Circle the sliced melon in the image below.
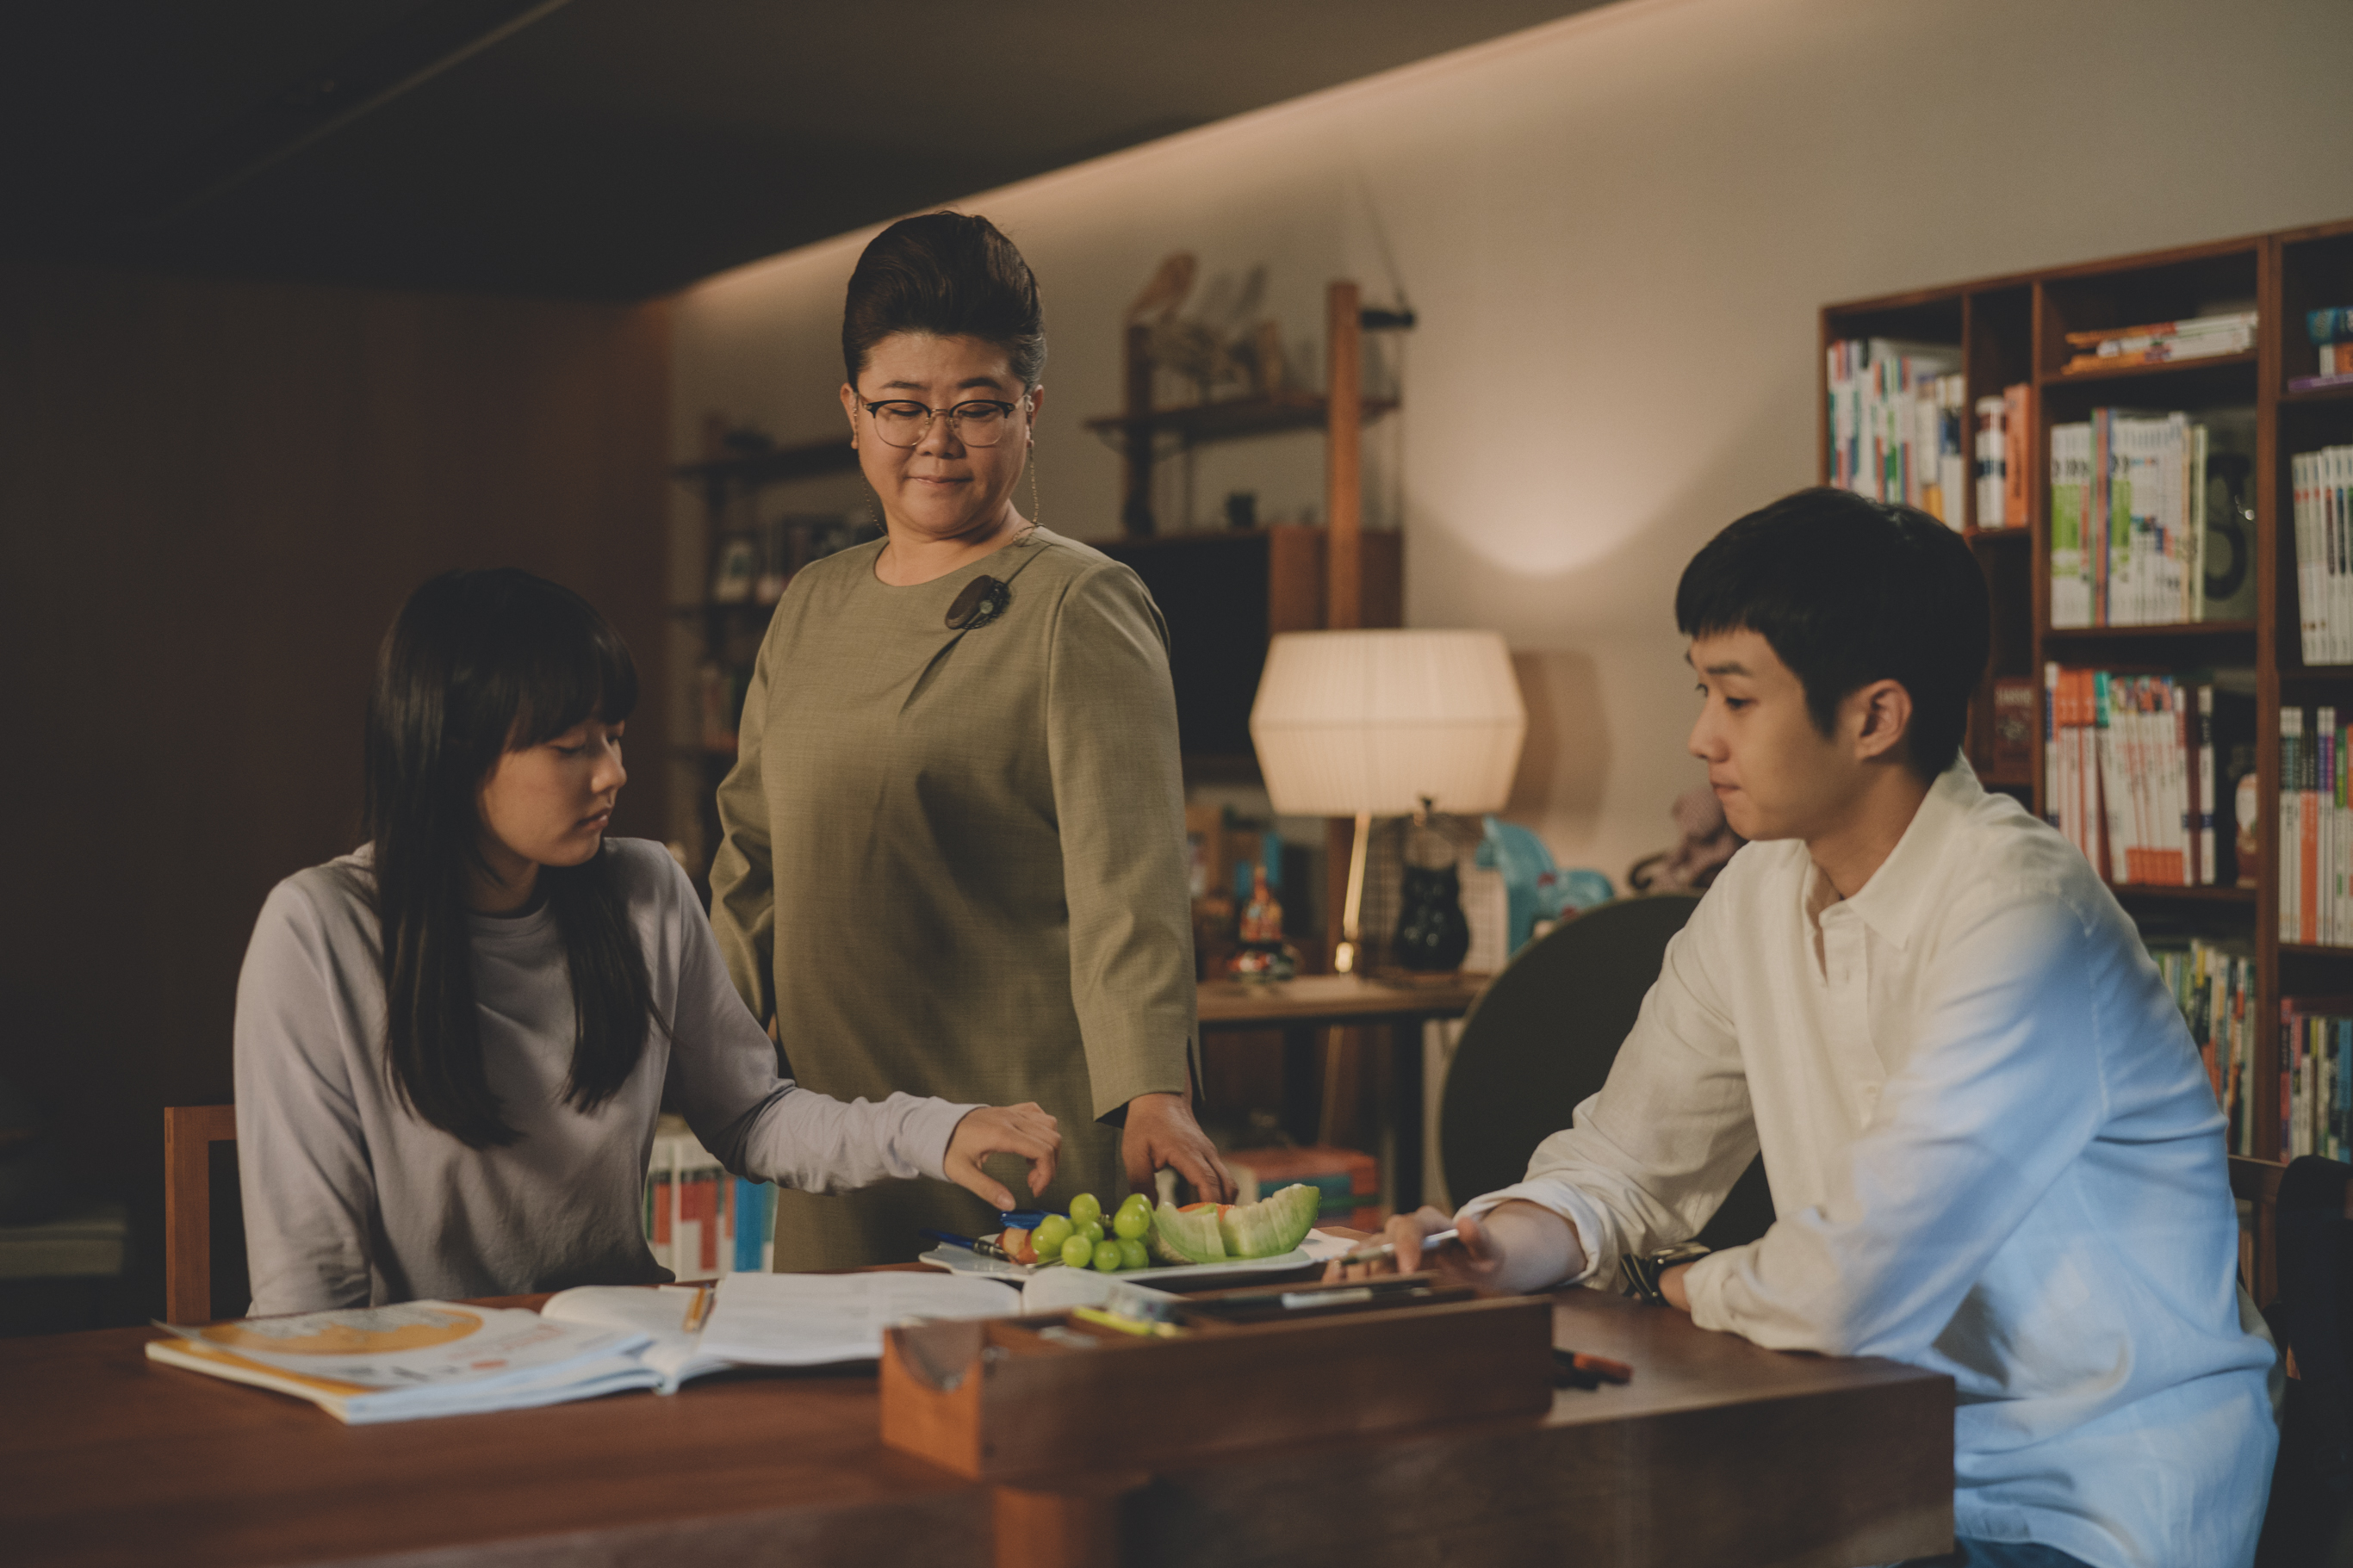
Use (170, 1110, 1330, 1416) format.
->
(1148, 1200, 1227, 1265)
(1217, 1183, 1321, 1259)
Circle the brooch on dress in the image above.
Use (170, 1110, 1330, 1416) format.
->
(946, 576, 1011, 630)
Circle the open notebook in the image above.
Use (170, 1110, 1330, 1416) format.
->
(147, 1273, 1021, 1421)
(543, 1271, 1018, 1391)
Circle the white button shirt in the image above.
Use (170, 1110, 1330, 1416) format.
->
(1463, 762, 2276, 1568)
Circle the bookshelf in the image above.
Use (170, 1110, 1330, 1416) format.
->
(667, 437, 868, 879)
(1824, 217, 2353, 1300)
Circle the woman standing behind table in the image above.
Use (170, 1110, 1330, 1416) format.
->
(711, 212, 1231, 1269)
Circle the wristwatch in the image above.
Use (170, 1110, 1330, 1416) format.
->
(1620, 1242, 1712, 1306)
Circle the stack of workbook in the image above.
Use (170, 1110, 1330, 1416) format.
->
(2279, 995, 2353, 1161)
(2278, 706, 2353, 946)
(2048, 411, 2247, 628)
(2147, 938, 2256, 1156)
(2059, 310, 2257, 374)
(1824, 338, 1965, 525)
(2043, 666, 2229, 887)
(2290, 445, 2353, 664)
(645, 1117, 773, 1281)
(146, 1272, 1023, 1422)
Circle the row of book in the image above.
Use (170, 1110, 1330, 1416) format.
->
(2043, 667, 2238, 887)
(2150, 938, 2256, 1156)
(2290, 445, 2353, 664)
(2278, 707, 2353, 948)
(1823, 338, 2033, 530)
(2282, 999, 2353, 1162)
(2047, 409, 2254, 628)
(646, 1119, 776, 1281)
(2061, 310, 2257, 375)
(2295, 306, 2353, 394)
(1826, 339, 1963, 523)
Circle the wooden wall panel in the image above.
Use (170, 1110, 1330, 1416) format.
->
(0, 265, 670, 1320)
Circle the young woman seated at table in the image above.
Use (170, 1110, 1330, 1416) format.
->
(233, 568, 1059, 1315)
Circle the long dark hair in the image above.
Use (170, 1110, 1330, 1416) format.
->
(841, 211, 1046, 387)
(363, 568, 658, 1148)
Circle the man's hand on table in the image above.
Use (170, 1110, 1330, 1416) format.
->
(1121, 1091, 1235, 1203)
(1323, 1200, 1586, 1296)
(945, 1102, 1061, 1212)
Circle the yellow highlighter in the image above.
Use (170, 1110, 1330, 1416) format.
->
(1070, 1306, 1182, 1339)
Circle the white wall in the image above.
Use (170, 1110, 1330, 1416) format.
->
(672, 0, 2353, 883)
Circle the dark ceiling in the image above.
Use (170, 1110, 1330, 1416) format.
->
(1, 0, 1611, 301)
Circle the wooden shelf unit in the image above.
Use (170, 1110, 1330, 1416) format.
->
(1825, 218, 2353, 1298)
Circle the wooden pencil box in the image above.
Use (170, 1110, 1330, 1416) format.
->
(879, 1291, 1554, 1480)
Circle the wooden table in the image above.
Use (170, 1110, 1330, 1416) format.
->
(3, 1286, 1952, 1568)
(1197, 973, 1488, 1214)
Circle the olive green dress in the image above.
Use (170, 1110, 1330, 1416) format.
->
(709, 527, 1197, 1268)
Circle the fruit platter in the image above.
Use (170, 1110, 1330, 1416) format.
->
(916, 1184, 1324, 1282)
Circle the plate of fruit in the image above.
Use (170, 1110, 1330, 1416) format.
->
(918, 1186, 1324, 1281)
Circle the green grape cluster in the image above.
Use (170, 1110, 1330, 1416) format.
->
(1027, 1192, 1152, 1272)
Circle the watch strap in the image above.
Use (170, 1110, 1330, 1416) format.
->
(1619, 1242, 1711, 1306)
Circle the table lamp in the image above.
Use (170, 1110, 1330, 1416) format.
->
(1248, 629, 1527, 973)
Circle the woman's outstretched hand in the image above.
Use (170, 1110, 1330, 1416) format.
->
(1121, 1092, 1234, 1203)
(944, 1102, 1061, 1212)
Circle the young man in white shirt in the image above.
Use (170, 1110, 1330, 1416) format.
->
(1361, 489, 2277, 1568)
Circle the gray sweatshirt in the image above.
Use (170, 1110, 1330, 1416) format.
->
(233, 838, 972, 1314)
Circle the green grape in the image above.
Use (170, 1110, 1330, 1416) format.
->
(1120, 1192, 1152, 1218)
(1068, 1193, 1103, 1230)
(1077, 1221, 1105, 1247)
(1115, 1236, 1149, 1271)
(1091, 1239, 1124, 1273)
(1060, 1234, 1096, 1268)
(1112, 1205, 1149, 1241)
(1034, 1215, 1073, 1257)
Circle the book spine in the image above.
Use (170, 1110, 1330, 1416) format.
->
(2197, 685, 2217, 886)
(2296, 450, 2320, 662)
(2309, 708, 2324, 950)
(2077, 669, 2099, 868)
(2328, 707, 2343, 945)
(2325, 1020, 2344, 1166)
(2172, 683, 2191, 885)
(2108, 672, 2145, 883)
(2044, 662, 2062, 828)
(2285, 708, 2304, 944)
(2051, 428, 2079, 625)
(2337, 446, 2351, 665)
(2004, 383, 2031, 534)
(2284, 1003, 2298, 1159)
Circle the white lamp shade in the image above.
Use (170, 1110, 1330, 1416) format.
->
(1249, 629, 1528, 817)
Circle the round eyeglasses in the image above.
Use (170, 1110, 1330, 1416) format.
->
(859, 394, 1027, 449)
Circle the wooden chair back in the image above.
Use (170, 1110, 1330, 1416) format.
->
(163, 1105, 240, 1323)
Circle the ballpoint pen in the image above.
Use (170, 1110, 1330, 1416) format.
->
(919, 1227, 1021, 1262)
(1334, 1228, 1459, 1268)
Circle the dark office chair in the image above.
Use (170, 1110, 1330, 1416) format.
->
(1437, 893, 1773, 1251)
(2258, 1156, 2353, 1567)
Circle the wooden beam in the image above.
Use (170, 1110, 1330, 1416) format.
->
(1325, 282, 1363, 629)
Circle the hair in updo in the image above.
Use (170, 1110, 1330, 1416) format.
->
(841, 212, 1046, 388)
